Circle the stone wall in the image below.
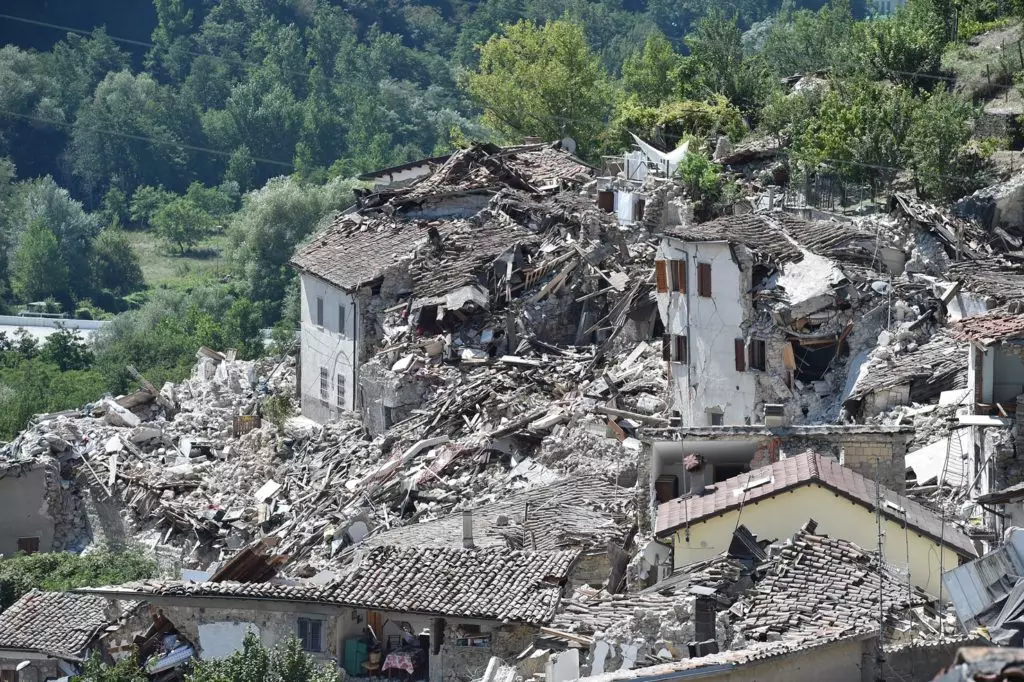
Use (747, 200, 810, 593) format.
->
(0, 460, 57, 556)
(432, 623, 535, 682)
(839, 435, 908, 494)
(158, 603, 345, 664)
(359, 360, 432, 436)
(863, 384, 912, 417)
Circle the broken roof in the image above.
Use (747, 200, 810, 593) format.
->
(0, 590, 139, 660)
(663, 212, 895, 270)
(663, 213, 802, 264)
(948, 258, 1024, 303)
(845, 331, 967, 403)
(83, 546, 578, 624)
(291, 213, 539, 296)
(383, 143, 593, 202)
(365, 475, 634, 552)
(890, 192, 991, 259)
(654, 452, 976, 557)
(954, 310, 1024, 345)
(737, 529, 922, 642)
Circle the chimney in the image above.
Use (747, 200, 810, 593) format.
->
(684, 453, 706, 496)
(462, 510, 474, 549)
(763, 404, 785, 428)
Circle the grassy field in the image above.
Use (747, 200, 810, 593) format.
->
(127, 230, 230, 290)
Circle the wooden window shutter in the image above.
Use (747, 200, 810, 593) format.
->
(673, 260, 687, 293)
(734, 339, 746, 372)
(675, 335, 688, 363)
(662, 334, 671, 361)
(655, 261, 669, 292)
(697, 263, 712, 297)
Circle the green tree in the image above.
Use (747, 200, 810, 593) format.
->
(227, 176, 356, 325)
(151, 198, 215, 253)
(467, 19, 613, 157)
(12, 219, 69, 303)
(856, 0, 946, 87)
(792, 78, 914, 191)
(185, 633, 342, 682)
(904, 87, 984, 199)
(129, 185, 176, 229)
(760, 1, 857, 77)
(40, 326, 94, 371)
(102, 187, 130, 227)
(676, 144, 736, 219)
(621, 32, 686, 107)
(685, 10, 770, 112)
(0, 549, 154, 609)
(70, 71, 190, 202)
(79, 652, 148, 682)
(91, 226, 146, 296)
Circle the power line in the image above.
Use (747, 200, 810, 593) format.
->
(0, 107, 294, 169)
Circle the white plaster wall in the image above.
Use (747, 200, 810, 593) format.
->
(668, 483, 964, 597)
(198, 621, 258, 659)
(0, 468, 54, 557)
(656, 239, 757, 426)
(299, 273, 359, 420)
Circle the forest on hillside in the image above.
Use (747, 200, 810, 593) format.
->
(0, 0, 1018, 437)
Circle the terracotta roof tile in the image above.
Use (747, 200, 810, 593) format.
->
(0, 590, 138, 659)
(953, 311, 1024, 345)
(737, 530, 922, 641)
(82, 546, 578, 625)
(655, 453, 975, 557)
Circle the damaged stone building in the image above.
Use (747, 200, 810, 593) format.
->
(9, 133, 1024, 682)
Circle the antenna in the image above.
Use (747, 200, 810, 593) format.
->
(875, 459, 886, 682)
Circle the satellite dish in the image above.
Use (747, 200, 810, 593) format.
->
(560, 137, 577, 154)
(16, 661, 31, 672)
(871, 281, 892, 295)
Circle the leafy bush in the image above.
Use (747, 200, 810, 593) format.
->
(0, 549, 155, 610)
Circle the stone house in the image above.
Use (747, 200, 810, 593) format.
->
(288, 143, 593, 430)
(654, 212, 905, 427)
(0, 590, 146, 682)
(655, 452, 976, 596)
(83, 545, 579, 682)
(0, 458, 65, 558)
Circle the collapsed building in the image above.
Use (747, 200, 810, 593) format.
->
(6, 137, 1024, 681)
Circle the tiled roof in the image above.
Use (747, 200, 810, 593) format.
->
(290, 215, 421, 291)
(654, 453, 976, 557)
(663, 214, 803, 264)
(948, 258, 1024, 303)
(953, 311, 1024, 345)
(736, 530, 922, 641)
(82, 546, 578, 624)
(663, 213, 895, 270)
(402, 144, 593, 199)
(291, 215, 537, 296)
(0, 590, 138, 659)
(845, 331, 966, 403)
(366, 476, 634, 552)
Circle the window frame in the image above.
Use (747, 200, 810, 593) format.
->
(315, 296, 324, 327)
(319, 367, 329, 402)
(749, 338, 767, 371)
(336, 372, 345, 409)
(338, 304, 346, 335)
(297, 617, 324, 653)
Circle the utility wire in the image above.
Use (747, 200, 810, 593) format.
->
(0, 107, 295, 169)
